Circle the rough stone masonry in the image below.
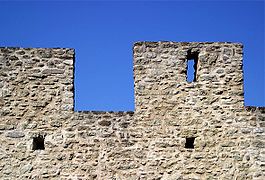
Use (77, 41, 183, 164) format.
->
(0, 42, 264, 180)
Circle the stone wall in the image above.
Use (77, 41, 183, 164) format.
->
(0, 43, 264, 179)
(0, 48, 74, 117)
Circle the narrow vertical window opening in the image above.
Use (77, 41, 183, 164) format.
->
(187, 50, 198, 82)
(32, 135, 45, 150)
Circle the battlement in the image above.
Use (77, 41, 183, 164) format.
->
(133, 42, 244, 125)
(0, 48, 74, 120)
(134, 42, 243, 96)
(0, 43, 264, 179)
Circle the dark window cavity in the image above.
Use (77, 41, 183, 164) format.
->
(185, 137, 195, 149)
(187, 50, 198, 82)
(32, 135, 45, 150)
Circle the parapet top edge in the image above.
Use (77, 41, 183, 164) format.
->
(134, 41, 243, 47)
(0, 47, 75, 50)
(75, 111, 134, 115)
(244, 106, 265, 112)
(76, 110, 134, 113)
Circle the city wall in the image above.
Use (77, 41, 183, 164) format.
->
(0, 43, 264, 179)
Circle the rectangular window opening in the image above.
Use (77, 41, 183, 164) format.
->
(32, 135, 45, 150)
(187, 51, 198, 82)
(185, 137, 195, 149)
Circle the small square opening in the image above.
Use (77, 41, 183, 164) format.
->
(185, 137, 195, 149)
(32, 135, 45, 150)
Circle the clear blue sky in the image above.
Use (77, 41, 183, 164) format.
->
(0, 1, 264, 111)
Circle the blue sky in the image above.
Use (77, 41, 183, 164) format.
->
(0, 1, 264, 110)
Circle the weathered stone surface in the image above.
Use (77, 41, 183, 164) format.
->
(0, 124, 14, 130)
(20, 164, 33, 174)
(42, 68, 65, 75)
(6, 131, 25, 138)
(0, 44, 264, 179)
(98, 119, 111, 126)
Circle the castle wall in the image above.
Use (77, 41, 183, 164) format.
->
(133, 42, 244, 124)
(0, 44, 264, 179)
(0, 48, 74, 120)
(0, 111, 134, 179)
(132, 42, 264, 179)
